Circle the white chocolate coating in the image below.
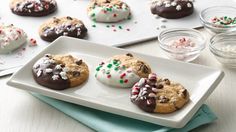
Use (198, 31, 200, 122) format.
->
(95, 59, 140, 88)
(88, 2, 131, 23)
(0, 24, 27, 54)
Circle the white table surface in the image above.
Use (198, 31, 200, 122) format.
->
(0, 29, 235, 132)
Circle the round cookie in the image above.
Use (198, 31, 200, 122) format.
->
(39, 16, 88, 42)
(150, 0, 194, 19)
(32, 54, 89, 90)
(10, 0, 57, 17)
(95, 53, 152, 88)
(87, 0, 131, 23)
(0, 23, 27, 54)
(130, 73, 189, 113)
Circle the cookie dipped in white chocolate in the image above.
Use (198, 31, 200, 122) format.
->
(95, 59, 140, 88)
(88, 0, 131, 23)
(0, 23, 27, 54)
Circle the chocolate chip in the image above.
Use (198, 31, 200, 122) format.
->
(181, 89, 188, 98)
(66, 16, 73, 20)
(44, 54, 51, 57)
(75, 60, 83, 65)
(140, 64, 149, 73)
(72, 71, 80, 77)
(159, 96, 169, 103)
(53, 17, 60, 23)
(163, 78, 170, 85)
(61, 64, 65, 67)
(157, 84, 163, 89)
(126, 53, 133, 57)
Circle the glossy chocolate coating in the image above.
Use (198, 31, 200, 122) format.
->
(11, 0, 57, 17)
(40, 22, 87, 42)
(150, 0, 194, 19)
(32, 55, 70, 90)
(131, 74, 159, 112)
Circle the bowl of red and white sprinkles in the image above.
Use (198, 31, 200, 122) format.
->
(158, 28, 206, 62)
(200, 6, 236, 34)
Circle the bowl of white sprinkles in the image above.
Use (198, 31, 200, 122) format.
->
(210, 30, 236, 67)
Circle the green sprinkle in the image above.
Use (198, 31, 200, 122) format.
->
(92, 24, 96, 27)
(128, 16, 131, 20)
(107, 64, 112, 68)
(122, 65, 126, 69)
(118, 26, 122, 29)
(106, 25, 110, 28)
(114, 67, 119, 71)
(106, 71, 110, 74)
(113, 59, 118, 64)
(91, 13, 96, 17)
(92, 18, 96, 22)
(96, 67, 101, 71)
(106, 8, 112, 11)
(120, 80, 124, 84)
(115, 63, 120, 66)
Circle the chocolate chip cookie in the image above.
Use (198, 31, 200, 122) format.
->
(87, 0, 131, 23)
(150, 0, 194, 19)
(39, 16, 87, 42)
(10, 0, 57, 16)
(32, 54, 89, 90)
(131, 73, 189, 113)
(95, 53, 152, 88)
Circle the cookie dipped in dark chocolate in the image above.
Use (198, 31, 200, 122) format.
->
(32, 54, 70, 90)
(10, 0, 57, 17)
(130, 74, 159, 113)
(40, 17, 88, 42)
(150, 0, 194, 19)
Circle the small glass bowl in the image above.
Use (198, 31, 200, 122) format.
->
(158, 28, 206, 62)
(210, 31, 236, 67)
(200, 6, 236, 34)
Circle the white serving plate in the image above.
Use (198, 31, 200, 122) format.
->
(7, 37, 224, 128)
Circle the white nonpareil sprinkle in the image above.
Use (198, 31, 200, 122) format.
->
(148, 93, 157, 98)
(55, 64, 62, 70)
(52, 74, 59, 80)
(60, 72, 68, 80)
(43, 59, 50, 64)
(62, 67, 69, 72)
(138, 78, 146, 86)
(187, 3, 192, 8)
(142, 91, 148, 95)
(130, 95, 137, 99)
(220, 45, 236, 53)
(45, 68, 53, 73)
(33, 64, 39, 69)
(163, 1, 170, 4)
(176, 5, 182, 11)
(171, 2, 177, 6)
(161, 18, 167, 22)
(37, 70, 42, 77)
(165, 3, 171, 7)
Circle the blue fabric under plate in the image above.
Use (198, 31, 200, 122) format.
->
(32, 93, 217, 132)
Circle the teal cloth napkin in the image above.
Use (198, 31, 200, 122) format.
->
(32, 93, 217, 132)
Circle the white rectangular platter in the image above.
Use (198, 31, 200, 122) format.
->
(0, 0, 235, 70)
(7, 37, 224, 128)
